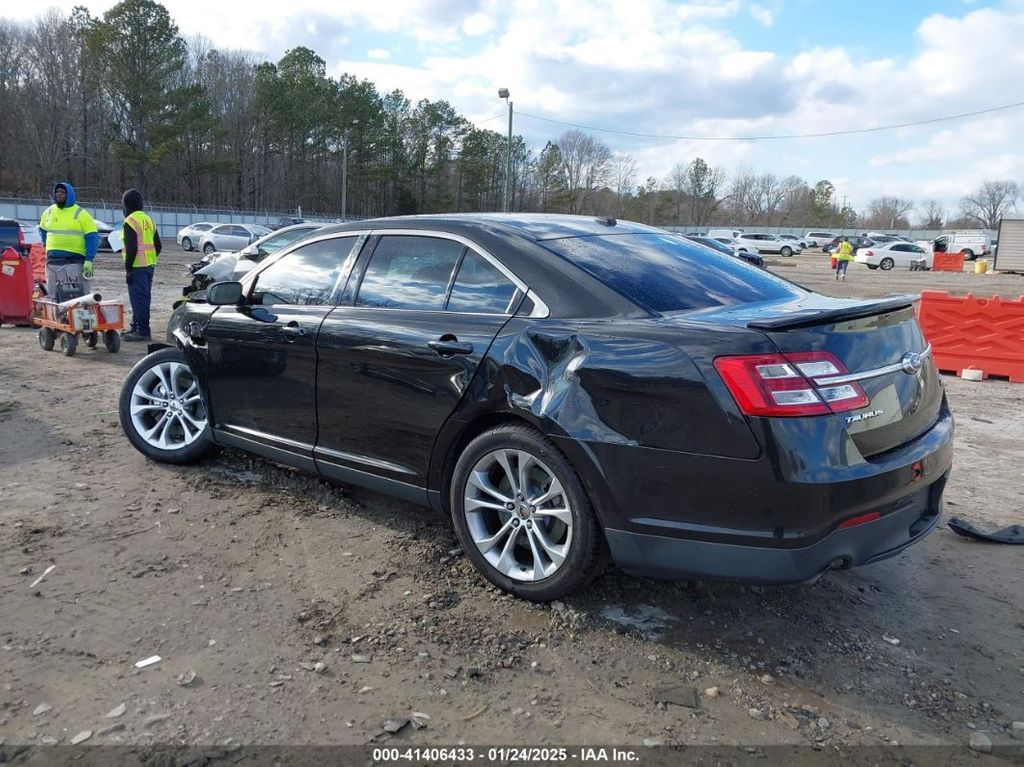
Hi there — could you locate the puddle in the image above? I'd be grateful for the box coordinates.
[600,604,678,639]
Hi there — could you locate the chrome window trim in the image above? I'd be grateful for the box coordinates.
[239,227,550,318]
[814,345,932,387]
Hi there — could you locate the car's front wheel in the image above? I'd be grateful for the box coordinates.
[450,424,606,601]
[780,246,793,257]
[202,242,216,255]
[182,237,193,251]
[119,347,219,464]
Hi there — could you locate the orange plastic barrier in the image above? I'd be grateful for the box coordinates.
[931,251,964,272]
[917,290,1024,382]
[29,243,46,283]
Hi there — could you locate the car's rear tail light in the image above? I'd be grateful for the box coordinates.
[864,250,873,257]
[837,511,881,529]
[714,352,869,417]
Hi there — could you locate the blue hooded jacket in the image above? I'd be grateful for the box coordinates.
[39,182,100,262]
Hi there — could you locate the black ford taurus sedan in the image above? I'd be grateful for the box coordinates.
[119,214,953,600]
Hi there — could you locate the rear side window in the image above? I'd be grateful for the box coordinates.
[542,233,804,313]
[355,235,463,310]
[447,250,519,314]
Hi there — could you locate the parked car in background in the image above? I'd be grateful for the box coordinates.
[708,228,744,240]
[824,236,874,254]
[0,217,27,257]
[929,231,990,260]
[713,237,760,255]
[18,221,42,250]
[803,231,837,248]
[177,222,216,252]
[688,235,765,268]
[737,232,802,256]
[121,213,952,601]
[198,223,270,254]
[854,241,930,270]
[181,223,327,298]
[865,232,912,243]
[94,220,116,251]
[778,234,808,249]
[272,216,306,230]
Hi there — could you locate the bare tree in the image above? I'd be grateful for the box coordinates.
[959,180,1019,229]
[864,196,914,230]
[610,153,637,217]
[918,199,945,229]
[667,161,689,223]
[556,130,611,215]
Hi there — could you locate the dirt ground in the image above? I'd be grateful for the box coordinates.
[1,245,1022,757]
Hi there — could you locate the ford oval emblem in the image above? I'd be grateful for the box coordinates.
[901,352,923,375]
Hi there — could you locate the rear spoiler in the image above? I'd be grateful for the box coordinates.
[747,294,919,331]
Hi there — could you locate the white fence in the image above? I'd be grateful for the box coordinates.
[0,197,345,240]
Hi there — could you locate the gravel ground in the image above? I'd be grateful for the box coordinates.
[0,244,1022,757]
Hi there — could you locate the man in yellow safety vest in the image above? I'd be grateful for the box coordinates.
[38,182,100,301]
[121,188,161,341]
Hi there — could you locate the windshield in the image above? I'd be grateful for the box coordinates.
[542,232,805,313]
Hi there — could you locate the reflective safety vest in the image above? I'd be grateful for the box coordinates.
[836,241,855,261]
[40,204,97,257]
[124,210,158,267]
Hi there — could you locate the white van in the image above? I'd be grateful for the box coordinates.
[931,231,990,260]
[708,228,743,240]
[803,231,837,248]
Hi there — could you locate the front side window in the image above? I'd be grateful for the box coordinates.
[355,235,463,311]
[251,236,356,306]
[447,250,519,314]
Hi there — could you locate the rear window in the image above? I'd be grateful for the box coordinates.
[542,233,804,313]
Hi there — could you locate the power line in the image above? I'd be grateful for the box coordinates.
[514,100,1024,141]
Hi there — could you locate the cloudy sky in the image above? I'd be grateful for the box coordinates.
[10,0,1024,215]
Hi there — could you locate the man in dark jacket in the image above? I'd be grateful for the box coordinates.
[121,189,161,341]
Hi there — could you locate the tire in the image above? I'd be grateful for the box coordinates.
[38,327,55,351]
[60,332,77,357]
[961,249,974,261]
[119,347,219,464]
[867,264,879,270]
[182,237,193,252]
[450,424,606,601]
[780,246,793,257]
[203,242,216,255]
[879,257,895,271]
[104,330,121,353]
[85,331,99,348]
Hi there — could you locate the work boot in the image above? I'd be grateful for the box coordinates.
[122,332,152,342]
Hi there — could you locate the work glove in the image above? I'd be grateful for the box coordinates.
[125,271,133,286]
[82,262,94,279]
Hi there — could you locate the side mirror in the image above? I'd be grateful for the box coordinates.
[207,281,244,306]
[240,243,259,259]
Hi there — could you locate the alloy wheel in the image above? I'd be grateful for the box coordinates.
[463,449,573,582]
[130,361,207,450]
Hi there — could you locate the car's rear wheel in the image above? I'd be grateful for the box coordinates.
[119,347,219,464]
[450,424,605,601]
[879,257,895,270]
[961,249,974,260]
[202,242,216,255]
[182,237,193,252]
[780,246,793,257]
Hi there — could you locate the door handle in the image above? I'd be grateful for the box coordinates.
[428,336,473,357]
[281,321,307,342]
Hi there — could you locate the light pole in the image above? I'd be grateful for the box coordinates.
[498,88,512,213]
[341,118,359,220]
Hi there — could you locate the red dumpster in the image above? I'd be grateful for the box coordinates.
[0,246,35,326]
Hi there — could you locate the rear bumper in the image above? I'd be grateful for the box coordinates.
[605,472,947,583]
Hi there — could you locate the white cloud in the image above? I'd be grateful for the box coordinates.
[750,4,775,27]
[367,48,391,60]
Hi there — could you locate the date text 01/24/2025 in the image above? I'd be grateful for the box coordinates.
[373,747,641,763]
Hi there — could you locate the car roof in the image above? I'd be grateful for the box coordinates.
[0,217,18,227]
